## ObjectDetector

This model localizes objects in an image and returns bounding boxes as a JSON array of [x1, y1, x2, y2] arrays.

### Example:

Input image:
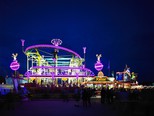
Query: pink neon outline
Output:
[[24, 66, 95, 77], [31, 66, 93, 73], [25, 44, 81, 58], [28, 75, 95, 78], [10, 61, 20, 71], [25, 73, 94, 77]]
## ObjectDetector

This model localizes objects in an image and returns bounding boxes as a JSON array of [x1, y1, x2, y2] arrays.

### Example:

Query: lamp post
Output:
[[21, 39, 25, 53], [83, 47, 86, 67], [10, 53, 20, 93]]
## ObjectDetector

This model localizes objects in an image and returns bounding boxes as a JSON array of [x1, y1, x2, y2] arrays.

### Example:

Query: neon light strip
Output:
[[29, 75, 95, 77], [57, 64, 70, 65], [47, 64, 69, 66], [46, 60, 63, 62], [25, 44, 81, 58], [48, 61, 70, 64], [32, 66, 89, 70], [45, 58, 71, 60], [57, 58, 72, 60], [29, 66, 94, 74]]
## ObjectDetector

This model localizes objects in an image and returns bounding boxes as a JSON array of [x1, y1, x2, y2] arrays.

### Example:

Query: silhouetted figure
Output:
[[74, 87, 80, 107], [33, 79, 36, 84], [41, 79, 43, 87], [87, 88, 92, 106], [109, 88, 114, 103], [82, 89, 88, 107], [32, 79, 36, 87], [101, 87, 106, 103], [62, 87, 69, 102]]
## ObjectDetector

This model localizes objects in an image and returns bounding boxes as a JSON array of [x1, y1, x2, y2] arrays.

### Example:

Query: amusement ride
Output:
[[21, 39, 95, 86]]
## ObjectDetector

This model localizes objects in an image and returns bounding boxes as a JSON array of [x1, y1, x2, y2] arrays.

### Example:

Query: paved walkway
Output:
[[1, 98, 120, 116], [1, 98, 153, 116]]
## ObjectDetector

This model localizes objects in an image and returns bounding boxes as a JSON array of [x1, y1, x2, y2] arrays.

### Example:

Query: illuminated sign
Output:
[[10, 53, 20, 71], [96, 77, 106, 81], [62, 78, 68, 81]]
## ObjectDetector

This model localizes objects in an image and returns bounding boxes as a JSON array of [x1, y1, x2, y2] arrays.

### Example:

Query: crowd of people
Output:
[[100, 87, 154, 104], [0, 84, 154, 112]]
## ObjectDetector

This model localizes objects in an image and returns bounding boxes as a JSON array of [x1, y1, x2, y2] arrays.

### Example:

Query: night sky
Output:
[[0, 0, 154, 83]]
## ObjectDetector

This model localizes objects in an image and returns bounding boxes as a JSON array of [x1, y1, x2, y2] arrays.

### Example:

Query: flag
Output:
[[107, 60, 110, 76], [107, 60, 110, 70]]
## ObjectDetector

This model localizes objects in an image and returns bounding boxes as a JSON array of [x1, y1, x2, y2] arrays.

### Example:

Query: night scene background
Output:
[[0, 0, 154, 84]]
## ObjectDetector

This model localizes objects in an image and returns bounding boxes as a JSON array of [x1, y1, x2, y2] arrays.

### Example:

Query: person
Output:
[[109, 88, 114, 103], [32, 79, 36, 87], [33, 79, 36, 84], [82, 88, 88, 107], [62, 87, 69, 102], [106, 87, 111, 104], [74, 87, 80, 107], [41, 79, 43, 87], [87, 88, 92, 106], [101, 87, 106, 103]]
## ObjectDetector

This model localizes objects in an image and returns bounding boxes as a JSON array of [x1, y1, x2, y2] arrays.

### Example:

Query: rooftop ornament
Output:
[[51, 39, 62, 46]]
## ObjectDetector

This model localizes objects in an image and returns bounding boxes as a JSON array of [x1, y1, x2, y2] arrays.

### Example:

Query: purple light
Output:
[[83, 47, 86, 54], [25, 44, 81, 58], [24, 66, 95, 77], [53, 58, 56, 62], [76, 73, 79, 80], [51, 72, 55, 79], [94, 62, 103, 71], [25, 71, 30, 78], [10, 61, 20, 71], [95, 54, 103, 71], [21, 39, 25, 46], [27, 75, 95, 78]]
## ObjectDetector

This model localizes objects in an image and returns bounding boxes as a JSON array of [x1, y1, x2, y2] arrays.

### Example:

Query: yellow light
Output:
[[62, 78, 67, 81]]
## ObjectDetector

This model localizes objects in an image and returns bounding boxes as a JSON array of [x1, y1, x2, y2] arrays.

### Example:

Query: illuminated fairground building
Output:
[[20, 39, 138, 88], [21, 39, 95, 86]]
